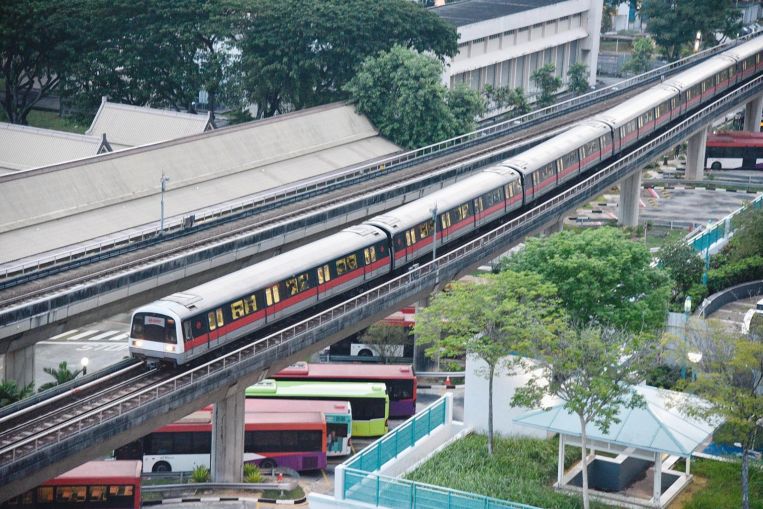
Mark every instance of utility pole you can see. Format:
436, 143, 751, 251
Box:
160, 172, 170, 234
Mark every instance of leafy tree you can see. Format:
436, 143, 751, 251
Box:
0, 0, 92, 124
566, 63, 590, 95
500, 228, 671, 333
725, 206, 763, 262
38, 361, 82, 393
483, 85, 530, 116
358, 324, 410, 364
507, 88, 530, 115
344, 45, 484, 149
657, 240, 705, 301
641, 0, 742, 61
239, 0, 458, 118
512, 326, 653, 509
622, 37, 656, 75
679, 319, 763, 509
530, 64, 562, 108
0, 380, 35, 408
415, 271, 563, 455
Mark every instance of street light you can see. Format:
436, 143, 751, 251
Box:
160, 172, 170, 234
80, 357, 89, 376
687, 351, 702, 381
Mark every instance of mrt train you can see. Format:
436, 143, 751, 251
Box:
128, 35, 763, 365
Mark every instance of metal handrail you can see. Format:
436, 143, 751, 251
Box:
2, 32, 759, 281
2, 76, 760, 466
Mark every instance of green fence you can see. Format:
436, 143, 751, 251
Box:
342, 468, 540, 509
688, 193, 763, 253
344, 396, 447, 472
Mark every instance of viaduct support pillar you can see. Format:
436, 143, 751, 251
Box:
685, 127, 708, 181
211, 388, 245, 483
617, 170, 642, 227
2, 347, 35, 387
744, 94, 763, 132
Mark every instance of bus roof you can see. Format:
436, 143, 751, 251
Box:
275, 362, 415, 380
246, 379, 388, 399
707, 131, 763, 148
245, 398, 351, 415
48, 460, 142, 483
157, 410, 325, 433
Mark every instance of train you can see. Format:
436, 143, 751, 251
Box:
128, 35, 763, 366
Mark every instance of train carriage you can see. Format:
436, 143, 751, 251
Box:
129, 225, 390, 365
725, 35, 763, 80
364, 168, 522, 270
663, 56, 739, 114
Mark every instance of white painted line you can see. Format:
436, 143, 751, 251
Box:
38, 341, 127, 346
86, 330, 123, 341
50, 329, 78, 340
107, 333, 129, 342
67, 330, 100, 340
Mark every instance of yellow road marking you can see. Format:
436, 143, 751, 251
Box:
322, 468, 329, 484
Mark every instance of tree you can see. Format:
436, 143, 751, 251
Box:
530, 64, 562, 108
621, 37, 655, 75
239, 0, 457, 118
566, 63, 590, 96
641, 0, 742, 61
0, 380, 35, 408
657, 240, 705, 302
0, 0, 92, 124
725, 206, 763, 262
679, 319, 763, 509
500, 228, 671, 333
344, 45, 484, 149
414, 271, 563, 455
507, 88, 530, 115
357, 324, 410, 363
512, 326, 653, 509
38, 361, 82, 393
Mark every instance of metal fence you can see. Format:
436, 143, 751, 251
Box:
686, 193, 763, 253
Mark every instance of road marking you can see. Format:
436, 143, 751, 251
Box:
86, 330, 124, 341
321, 469, 329, 484
39, 341, 127, 346
107, 332, 129, 342
50, 329, 78, 340
67, 330, 100, 340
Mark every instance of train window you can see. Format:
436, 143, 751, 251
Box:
265, 285, 280, 306
473, 197, 483, 212
318, 264, 331, 284
347, 254, 358, 270
455, 203, 470, 221
418, 221, 432, 239
286, 278, 299, 296
439, 212, 450, 229
183, 321, 193, 340
215, 309, 224, 327
364, 247, 377, 264
404, 231, 412, 247
208, 312, 216, 331
232, 300, 246, 319
298, 274, 309, 291
505, 183, 514, 198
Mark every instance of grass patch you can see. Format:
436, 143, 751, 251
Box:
0, 108, 90, 133
404, 433, 614, 508
644, 227, 688, 249
261, 486, 305, 500
676, 458, 763, 509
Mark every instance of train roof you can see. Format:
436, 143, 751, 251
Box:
246, 379, 388, 398
364, 167, 519, 232
50, 460, 142, 482
504, 122, 610, 173
722, 34, 763, 62
146, 224, 385, 316
245, 398, 351, 414
663, 55, 737, 91
275, 361, 415, 380
592, 86, 677, 129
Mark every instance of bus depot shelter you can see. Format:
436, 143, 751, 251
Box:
514, 385, 717, 508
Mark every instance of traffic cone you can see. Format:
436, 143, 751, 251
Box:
445, 376, 452, 388
277, 472, 284, 483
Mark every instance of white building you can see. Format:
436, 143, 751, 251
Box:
433, 0, 604, 96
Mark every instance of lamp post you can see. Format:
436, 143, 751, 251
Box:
160, 173, 170, 234
687, 351, 702, 381
80, 357, 89, 376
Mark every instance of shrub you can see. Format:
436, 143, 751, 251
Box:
244, 463, 263, 483
685, 284, 708, 308
707, 255, 763, 293
645, 364, 683, 389
190, 465, 210, 483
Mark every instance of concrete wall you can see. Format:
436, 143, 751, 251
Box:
463, 355, 553, 438
441, 0, 603, 95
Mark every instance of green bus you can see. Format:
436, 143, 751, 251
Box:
246, 380, 389, 437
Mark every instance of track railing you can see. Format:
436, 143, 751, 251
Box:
2, 32, 759, 282
2, 75, 761, 472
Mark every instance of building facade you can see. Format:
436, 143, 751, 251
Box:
434, 0, 603, 97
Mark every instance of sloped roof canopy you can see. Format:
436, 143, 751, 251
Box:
514, 385, 717, 457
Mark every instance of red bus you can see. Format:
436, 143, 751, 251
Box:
115, 409, 326, 472
273, 362, 417, 418
1, 460, 141, 509
705, 131, 763, 170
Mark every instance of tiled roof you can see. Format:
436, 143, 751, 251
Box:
0, 122, 109, 172
86, 98, 213, 147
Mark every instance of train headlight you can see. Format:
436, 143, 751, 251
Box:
133, 340, 144, 348
165, 344, 176, 352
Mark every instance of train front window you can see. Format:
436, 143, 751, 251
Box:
131, 313, 177, 344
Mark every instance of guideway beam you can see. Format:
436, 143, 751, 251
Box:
212, 387, 245, 482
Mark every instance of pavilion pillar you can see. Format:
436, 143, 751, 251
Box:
653, 452, 663, 505
557, 434, 565, 487
211, 388, 245, 482
686, 456, 691, 476
685, 127, 708, 181
617, 170, 642, 227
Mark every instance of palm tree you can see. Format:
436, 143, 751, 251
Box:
0, 380, 35, 407
38, 361, 82, 393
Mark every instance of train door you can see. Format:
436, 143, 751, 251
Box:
206, 308, 224, 349
439, 211, 452, 246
